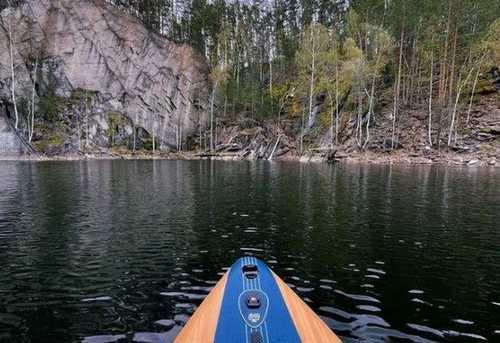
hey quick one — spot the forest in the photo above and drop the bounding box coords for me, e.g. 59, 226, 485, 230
105, 0, 500, 152
0, 0, 499, 158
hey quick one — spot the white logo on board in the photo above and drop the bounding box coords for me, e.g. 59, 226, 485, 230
248, 313, 261, 323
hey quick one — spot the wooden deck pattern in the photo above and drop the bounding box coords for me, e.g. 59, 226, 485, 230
174, 272, 228, 343
274, 273, 342, 343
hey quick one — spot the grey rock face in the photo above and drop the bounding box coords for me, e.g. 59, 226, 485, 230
0, 114, 24, 156
0, 0, 210, 152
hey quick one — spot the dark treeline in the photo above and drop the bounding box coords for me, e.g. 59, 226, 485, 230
110, 0, 500, 150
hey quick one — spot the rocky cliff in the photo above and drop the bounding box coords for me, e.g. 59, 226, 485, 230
0, 114, 24, 156
0, 0, 210, 155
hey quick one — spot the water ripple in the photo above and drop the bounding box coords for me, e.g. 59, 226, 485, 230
0, 161, 498, 343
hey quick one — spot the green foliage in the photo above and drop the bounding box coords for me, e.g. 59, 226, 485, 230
318, 107, 333, 129
142, 135, 159, 151
295, 23, 332, 99
211, 65, 230, 85
69, 88, 95, 105
482, 18, 500, 65
107, 112, 124, 128
107, 111, 125, 146
38, 93, 60, 122
341, 38, 364, 84
346, 9, 363, 44
37, 65, 65, 122
33, 121, 67, 153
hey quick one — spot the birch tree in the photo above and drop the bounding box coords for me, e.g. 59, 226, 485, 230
207, 24, 230, 151
26, 13, 41, 144
27, 56, 38, 143
391, 27, 404, 150
421, 27, 437, 146
321, 40, 341, 147
428, 49, 434, 145
447, 61, 475, 147
296, 23, 330, 130
345, 45, 366, 147
307, 24, 316, 129
362, 26, 392, 148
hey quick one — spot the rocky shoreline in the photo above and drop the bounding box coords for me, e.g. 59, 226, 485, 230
2, 148, 497, 167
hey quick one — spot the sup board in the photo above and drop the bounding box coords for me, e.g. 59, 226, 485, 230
175, 257, 342, 343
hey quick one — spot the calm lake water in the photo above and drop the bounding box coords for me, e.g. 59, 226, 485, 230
0, 160, 499, 343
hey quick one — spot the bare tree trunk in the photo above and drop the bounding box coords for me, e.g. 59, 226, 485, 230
300, 103, 305, 154
439, 2, 452, 106
447, 22, 458, 108
445, 24, 458, 143
307, 24, 316, 128
363, 77, 376, 149
223, 95, 227, 118
260, 48, 264, 110
356, 84, 363, 148
335, 63, 340, 145
447, 82, 461, 148
76, 113, 81, 150
85, 92, 90, 149
175, 123, 179, 151
407, 37, 418, 106
329, 92, 334, 148
134, 113, 139, 152
215, 118, 218, 150
268, 134, 282, 161
392, 27, 404, 150
428, 50, 434, 146
269, 37, 273, 116
209, 80, 218, 151
198, 111, 202, 152
466, 68, 480, 126
179, 125, 183, 152
364, 43, 384, 150
133, 123, 136, 152
152, 122, 156, 154
176, 102, 183, 151
416, 58, 423, 103
448, 67, 474, 147
28, 57, 38, 143
235, 55, 240, 112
